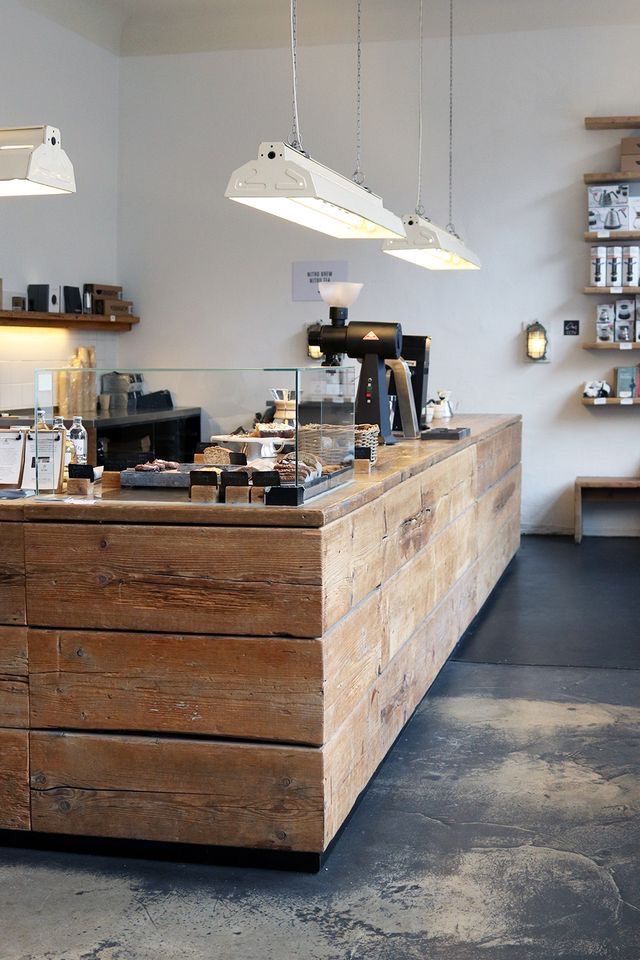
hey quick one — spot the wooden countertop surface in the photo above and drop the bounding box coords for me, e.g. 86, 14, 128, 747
1, 414, 520, 528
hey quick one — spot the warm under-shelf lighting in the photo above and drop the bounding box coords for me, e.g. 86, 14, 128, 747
0, 126, 76, 196
226, 142, 405, 240
383, 215, 480, 270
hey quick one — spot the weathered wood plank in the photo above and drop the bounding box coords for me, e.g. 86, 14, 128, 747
476, 465, 521, 553
476, 421, 522, 496
322, 512, 519, 847
322, 446, 477, 627
0, 617, 28, 730
0, 728, 29, 830
0, 523, 26, 626
30, 732, 324, 850
29, 630, 324, 745
25, 524, 323, 637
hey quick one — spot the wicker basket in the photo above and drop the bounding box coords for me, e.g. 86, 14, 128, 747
355, 423, 380, 463
298, 423, 353, 466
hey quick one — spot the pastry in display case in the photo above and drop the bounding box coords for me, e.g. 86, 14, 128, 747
31, 366, 356, 504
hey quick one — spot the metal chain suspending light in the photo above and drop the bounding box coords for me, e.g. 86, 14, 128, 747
289, 0, 303, 152
352, 0, 366, 185
415, 0, 426, 216
446, 0, 458, 237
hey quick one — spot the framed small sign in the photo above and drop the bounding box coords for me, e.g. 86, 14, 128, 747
292, 260, 348, 301
564, 320, 580, 336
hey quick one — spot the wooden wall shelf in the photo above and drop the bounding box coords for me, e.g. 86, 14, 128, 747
0, 311, 139, 333
584, 286, 640, 295
585, 116, 640, 130
584, 172, 640, 184
582, 342, 640, 351
582, 397, 640, 406
584, 231, 640, 242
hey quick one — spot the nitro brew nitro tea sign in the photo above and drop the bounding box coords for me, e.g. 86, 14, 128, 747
292, 261, 348, 301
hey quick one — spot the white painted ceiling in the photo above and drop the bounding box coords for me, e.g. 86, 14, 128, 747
19, 0, 640, 56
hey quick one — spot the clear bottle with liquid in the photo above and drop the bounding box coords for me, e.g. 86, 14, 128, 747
53, 416, 75, 483
34, 408, 50, 431
69, 415, 88, 464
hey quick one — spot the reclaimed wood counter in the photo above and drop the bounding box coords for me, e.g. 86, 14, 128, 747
0, 414, 521, 860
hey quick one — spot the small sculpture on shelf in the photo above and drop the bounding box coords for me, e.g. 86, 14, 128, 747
583, 379, 612, 399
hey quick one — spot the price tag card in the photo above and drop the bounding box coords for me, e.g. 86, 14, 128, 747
597, 231, 611, 238
593, 398, 607, 405
620, 398, 634, 405
620, 342, 633, 350
610, 286, 623, 294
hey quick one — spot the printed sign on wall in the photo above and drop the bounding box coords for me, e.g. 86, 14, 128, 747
292, 260, 348, 301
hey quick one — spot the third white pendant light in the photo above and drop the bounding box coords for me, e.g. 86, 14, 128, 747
383, 0, 479, 271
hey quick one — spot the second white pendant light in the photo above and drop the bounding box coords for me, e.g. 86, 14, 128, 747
225, 0, 403, 240
383, 0, 480, 271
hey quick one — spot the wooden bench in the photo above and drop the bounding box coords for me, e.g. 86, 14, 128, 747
575, 476, 640, 543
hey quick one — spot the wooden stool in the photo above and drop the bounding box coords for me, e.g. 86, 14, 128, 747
575, 476, 640, 543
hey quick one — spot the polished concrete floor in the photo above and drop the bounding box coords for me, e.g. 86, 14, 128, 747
2, 535, 640, 960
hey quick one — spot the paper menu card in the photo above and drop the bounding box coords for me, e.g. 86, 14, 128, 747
21, 430, 64, 493
0, 430, 26, 487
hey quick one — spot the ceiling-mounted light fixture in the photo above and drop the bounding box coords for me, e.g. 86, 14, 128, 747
225, 0, 403, 240
0, 126, 75, 196
382, 0, 479, 270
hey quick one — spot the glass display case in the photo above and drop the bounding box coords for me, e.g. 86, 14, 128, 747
25, 366, 355, 504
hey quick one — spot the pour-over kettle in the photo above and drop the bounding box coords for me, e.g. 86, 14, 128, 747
604, 207, 624, 230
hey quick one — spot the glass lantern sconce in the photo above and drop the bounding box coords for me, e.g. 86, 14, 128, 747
525, 321, 549, 362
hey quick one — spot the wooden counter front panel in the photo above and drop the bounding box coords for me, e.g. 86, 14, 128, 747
476, 421, 522, 497
30, 731, 324, 850
0, 627, 28, 727
0, 523, 26, 626
323, 504, 521, 846
25, 524, 323, 637
29, 630, 324, 745
0, 729, 29, 830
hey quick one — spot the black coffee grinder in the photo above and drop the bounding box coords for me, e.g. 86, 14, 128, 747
307, 283, 403, 443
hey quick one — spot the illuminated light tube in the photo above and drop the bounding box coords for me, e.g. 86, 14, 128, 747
0, 126, 76, 196
225, 142, 405, 240
383, 214, 480, 270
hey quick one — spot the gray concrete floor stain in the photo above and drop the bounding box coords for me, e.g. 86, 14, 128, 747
2, 659, 639, 960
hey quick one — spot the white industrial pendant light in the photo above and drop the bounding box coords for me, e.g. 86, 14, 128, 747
225, 0, 404, 240
0, 126, 76, 196
383, 0, 479, 270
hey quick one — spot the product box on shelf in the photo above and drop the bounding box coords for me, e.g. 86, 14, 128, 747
607, 247, 623, 287
589, 205, 629, 233
596, 303, 615, 342
587, 185, 630, 206
590, 247, 607, 286
615, 298, 635, 324
623, 247, 640, 286
615, 366, 638, 398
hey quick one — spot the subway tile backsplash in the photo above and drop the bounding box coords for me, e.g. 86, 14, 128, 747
0, 328, 118, 414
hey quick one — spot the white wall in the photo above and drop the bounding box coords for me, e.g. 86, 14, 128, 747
0, 0, 121, 410
117, 20, 640, 535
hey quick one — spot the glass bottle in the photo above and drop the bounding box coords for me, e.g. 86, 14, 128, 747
34, 408, 50, 431
53, 416, 75, 483
69, 415, 88, 464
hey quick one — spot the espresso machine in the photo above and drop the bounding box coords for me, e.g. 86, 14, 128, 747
307, 283, 419, 443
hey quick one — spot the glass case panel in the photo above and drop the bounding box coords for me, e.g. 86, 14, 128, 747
23, 366, 355, 505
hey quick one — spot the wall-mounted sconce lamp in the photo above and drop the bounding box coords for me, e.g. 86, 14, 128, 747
525, 321, 549, 362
